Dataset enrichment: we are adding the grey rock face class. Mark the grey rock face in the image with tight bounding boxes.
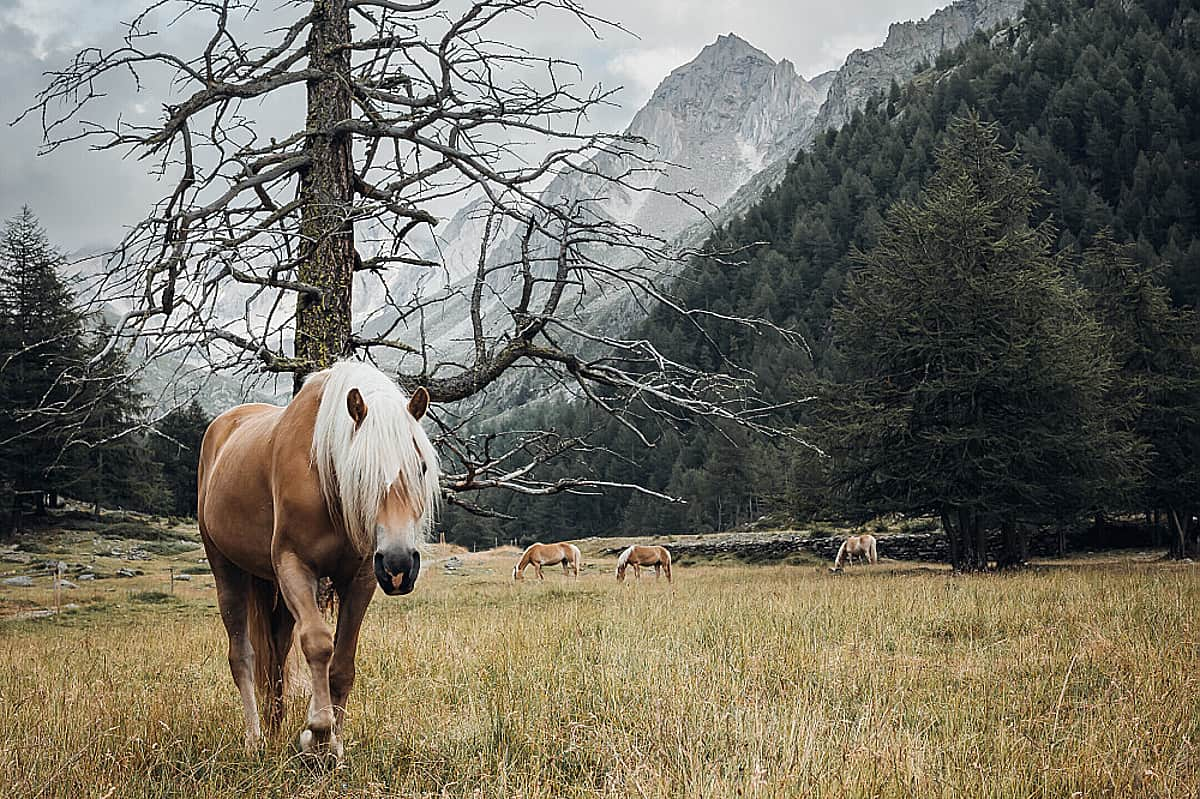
[365,33,830,362]
[2,576,34,587]
[609,35,825,239]
[400,34,826,299]
[812,0,1025,138]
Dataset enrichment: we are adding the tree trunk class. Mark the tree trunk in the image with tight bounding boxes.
[997,516,1026,569]
[8,489,21,538]
[0,486,15,541]
[944,507,986,572]
[294,0,356,395]
[1168,507,1194,559]
[1057,521,1066,557]
[972,511,988,571]
[941,509,960,569]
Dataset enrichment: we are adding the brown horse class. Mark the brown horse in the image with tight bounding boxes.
[197,361,439,760]
[512,542,581,580]
[615,544,672,583]
[830,534,878,572]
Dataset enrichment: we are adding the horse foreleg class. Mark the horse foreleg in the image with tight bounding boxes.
[329,563,376,730]
[274,550,341,762]
[562,560,570,575]
[535,563,545,581]
[204,538,261,750]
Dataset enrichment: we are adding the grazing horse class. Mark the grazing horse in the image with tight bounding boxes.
[197,361,439,760]
[830,534,878,572]
[615,544,672,583]
[512,542,581,580]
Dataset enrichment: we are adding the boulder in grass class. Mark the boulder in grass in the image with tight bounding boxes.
[2,576,34,587]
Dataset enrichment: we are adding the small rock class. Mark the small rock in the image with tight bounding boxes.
[78,574,96,582]
[116,568,142,578]
[173,573,193,581]
[56,579,79,590]
[2,575,34,587]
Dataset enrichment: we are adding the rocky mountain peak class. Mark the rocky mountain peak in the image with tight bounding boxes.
[812,0,1026,135]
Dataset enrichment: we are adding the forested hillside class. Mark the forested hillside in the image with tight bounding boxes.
[444,0,1200,547]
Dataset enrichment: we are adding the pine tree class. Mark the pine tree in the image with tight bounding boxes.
[1080,235,1200,557]
[65,325,171,516]
[0,207,88,530]
[820,114,1141,570]
[152,400,211,517]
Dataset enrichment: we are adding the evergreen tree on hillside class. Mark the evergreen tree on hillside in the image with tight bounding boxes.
[0,208,170,531]
[820,115,1141,570]
[152,400,211,517]
[65,325,171,517]
[0,207,88,526]
[1079,236,1200,557]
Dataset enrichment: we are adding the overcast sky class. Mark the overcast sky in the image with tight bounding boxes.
[0,0,948,251]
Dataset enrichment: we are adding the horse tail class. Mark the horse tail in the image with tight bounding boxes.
[833,540,848,569]
[247,576,291,728]
[661,547,672,582]
[869,536,879,564]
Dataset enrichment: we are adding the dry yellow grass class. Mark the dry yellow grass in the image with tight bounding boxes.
[1,551,1198,798]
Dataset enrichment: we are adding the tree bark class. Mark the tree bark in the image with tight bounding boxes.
[1168,507,1194,559]
[942,509,960,569]
[294,0,356,395]
[945,506,986,572]
[0,487,15,541]
[997,516,1027,569]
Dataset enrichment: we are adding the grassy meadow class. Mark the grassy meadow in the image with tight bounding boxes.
[1,529,1199,798]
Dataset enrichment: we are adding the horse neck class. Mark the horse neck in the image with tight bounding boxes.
[834,540,848,567]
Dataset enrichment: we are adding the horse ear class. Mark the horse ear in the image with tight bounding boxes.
[346,388,368,429]
[408,386,430,420]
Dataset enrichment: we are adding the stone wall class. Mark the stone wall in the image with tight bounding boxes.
[602,525,1152,565]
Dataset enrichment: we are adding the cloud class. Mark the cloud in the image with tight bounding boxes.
[606,46,694,105]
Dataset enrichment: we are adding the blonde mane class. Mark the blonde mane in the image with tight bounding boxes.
[310,361,440,556]
[616,545,634,573]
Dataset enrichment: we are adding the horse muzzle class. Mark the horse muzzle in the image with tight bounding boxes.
[374,549,420,596]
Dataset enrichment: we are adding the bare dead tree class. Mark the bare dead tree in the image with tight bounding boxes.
[19,0,808,502]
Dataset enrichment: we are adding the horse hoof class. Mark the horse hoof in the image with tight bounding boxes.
[297,728,344,768]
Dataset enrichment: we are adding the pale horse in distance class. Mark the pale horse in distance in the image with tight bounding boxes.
[830,534,878,572]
